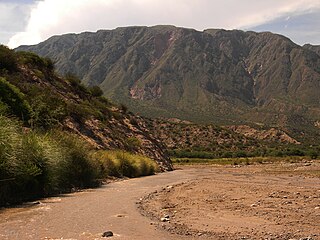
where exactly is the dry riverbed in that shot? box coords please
[0,160,319,239]
[139,161,320,240]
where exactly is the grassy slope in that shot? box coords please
[0,46,160,206]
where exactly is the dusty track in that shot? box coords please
[0,162,319,240]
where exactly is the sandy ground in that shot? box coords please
[0,160,319,240]
[139,161,320,240]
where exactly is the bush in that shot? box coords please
[0,117,101,205]
[94,150,158,178]
[0,115,159,206]
[0,77,32,122]
[0,116,22,205]
[28,87,67,128]
[126,137,141,151]
[0,100,8,114]
[65,73,89,95]
[17,51,54,71]
[89,85,104,97]
[50,132,100,190]
[0,45,17,71]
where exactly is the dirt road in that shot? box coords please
[0,162,319,240]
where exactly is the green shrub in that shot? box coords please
[51,132,100,190]
[234,151,248,158]
[0,116,22,205]
[94,150,158,178]
[28,88,67,128]
[17,51,54,71]
[66,102,96,122]
[89,85,104,97]
[65,73,89,95]
[0,45,17,71]
[0,118,101,205]
[307,149,318,159]
[0,77,32,122]
[17,132,61,197]
[126,137,142,151]
[0,100,8,114]
[0,114,158,206]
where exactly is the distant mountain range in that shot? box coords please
[17,26,320,141]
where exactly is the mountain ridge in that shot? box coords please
[0,45,172,171]
[16,25,320,142]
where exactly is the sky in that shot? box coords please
[1,0,320,48]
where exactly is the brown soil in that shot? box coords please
[139,161,320,240]
[0,161,319,240]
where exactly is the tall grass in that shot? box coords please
[94,150,159,178]
[0,115,159,206]
[0,116,99,205]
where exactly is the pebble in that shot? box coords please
[161,217,169,222]
[102,231,113,237]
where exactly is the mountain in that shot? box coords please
[304,44,320,56]
[0,45,172,171]
[17,26,320,142]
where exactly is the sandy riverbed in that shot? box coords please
[139,161,320,240]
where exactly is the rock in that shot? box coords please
[314,206,319,210]
[250,203,257,207]
[161,217,169,222]
[102,231,113,237]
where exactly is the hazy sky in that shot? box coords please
[1,0,320,48]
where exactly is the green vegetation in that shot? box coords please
[0,77,32,121]
[0,45,17,72]
[94,150,158,178]
[0,46,160,206]
[0,46,118,128]
[0,116,99,205]
[172,156,313,166]
[0,115,158,206]
[16,26,320,144]
[169,145,320,162]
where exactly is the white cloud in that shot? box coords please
[0,1,36,45]
[7,0,320,48]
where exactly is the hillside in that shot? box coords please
[17,26,320,142]
[304,44,320,56]
[0,45,172,171]
[145,118,320,160]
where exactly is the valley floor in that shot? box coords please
[140,162,320,240]
[0,161,319,240]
